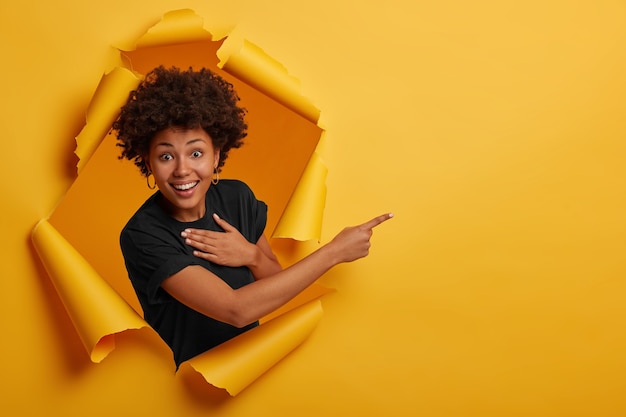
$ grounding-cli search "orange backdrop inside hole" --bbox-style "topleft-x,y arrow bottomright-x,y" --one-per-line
49,38 -> 322,314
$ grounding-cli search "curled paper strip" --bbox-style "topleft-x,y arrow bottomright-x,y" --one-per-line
33,8 -> 331,394
183,300 -> 324,396
134,9 -> 213,49
31,220 -> 147,363
75,67 -> 141,174
219,38 -> 321,124
272,149 -> 328,241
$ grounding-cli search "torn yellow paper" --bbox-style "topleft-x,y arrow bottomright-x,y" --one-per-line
273,150 -> 328,240
34,8 -> 331,393
31,220 -> 147,363
218,38 -> 321,123
184,300 -> 323,396
133,9 -> 213,50
75,67 -> 141,174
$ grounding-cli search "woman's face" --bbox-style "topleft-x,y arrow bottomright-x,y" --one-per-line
147,127 -> 219,222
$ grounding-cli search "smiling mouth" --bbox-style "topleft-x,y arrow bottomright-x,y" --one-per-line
172,181 -> 199,191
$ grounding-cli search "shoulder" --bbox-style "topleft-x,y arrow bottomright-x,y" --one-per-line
120,193 -> 169,245
209,179 -> 266,218
214,179 -> 253,194
209,179 -> 258,203
122,193 -> 160,228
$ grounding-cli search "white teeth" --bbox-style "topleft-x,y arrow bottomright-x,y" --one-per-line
173,182 -> 198,190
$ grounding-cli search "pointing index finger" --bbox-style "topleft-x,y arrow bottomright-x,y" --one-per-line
361,212 -> 394,230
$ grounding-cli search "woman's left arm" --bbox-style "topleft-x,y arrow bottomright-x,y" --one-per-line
248,235 -> 283,279
181,213 -> 282,279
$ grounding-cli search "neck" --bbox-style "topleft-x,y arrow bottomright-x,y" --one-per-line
157,194 -> 206,222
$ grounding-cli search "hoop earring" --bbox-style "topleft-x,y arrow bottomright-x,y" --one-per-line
146,173 -> 156,190
212,168 -> 220,185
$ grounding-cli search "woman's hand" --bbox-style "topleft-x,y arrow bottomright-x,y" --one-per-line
181,213 -> 256,267
326,213 -> 394,263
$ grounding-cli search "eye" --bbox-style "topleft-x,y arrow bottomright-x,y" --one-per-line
191,150 -> 203,158
159,153 -> 173,161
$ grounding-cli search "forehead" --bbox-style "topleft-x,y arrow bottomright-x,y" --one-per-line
151,127 -> 213,147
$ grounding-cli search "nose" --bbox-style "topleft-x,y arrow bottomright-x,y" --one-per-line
173,158 -> 191,177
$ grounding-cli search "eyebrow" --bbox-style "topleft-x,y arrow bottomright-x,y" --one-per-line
154,138 -> 207,148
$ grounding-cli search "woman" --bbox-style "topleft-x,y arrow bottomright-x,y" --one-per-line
113,66 -> 392,368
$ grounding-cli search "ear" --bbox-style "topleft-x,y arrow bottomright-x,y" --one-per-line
143,158 -> 152,174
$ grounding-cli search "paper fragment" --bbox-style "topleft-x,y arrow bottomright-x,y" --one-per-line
133,9 -> 213,49
184,300 -> 323,396
31,220 -> 147,363
75,67 -> 141,174
272,150 -> 328,240
219,38 -> 321,123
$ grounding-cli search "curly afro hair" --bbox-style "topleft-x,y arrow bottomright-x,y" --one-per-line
112,66 -> 247,177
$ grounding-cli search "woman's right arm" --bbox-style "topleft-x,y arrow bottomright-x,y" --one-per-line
160,213 -> 393,327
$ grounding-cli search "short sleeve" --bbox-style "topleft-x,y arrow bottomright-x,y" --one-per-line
120,222 -> 199,305
239,181 -> 267,243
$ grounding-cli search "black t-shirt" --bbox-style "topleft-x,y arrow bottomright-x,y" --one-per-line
120,179 -> 267,367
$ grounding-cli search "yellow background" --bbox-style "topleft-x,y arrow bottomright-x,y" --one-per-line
2,0 -> 626,415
